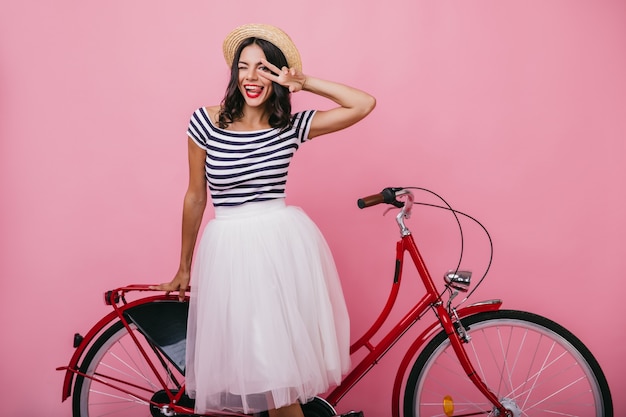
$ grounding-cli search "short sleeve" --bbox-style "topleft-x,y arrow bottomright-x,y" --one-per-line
186,108 -> 210,150
292,110 -> 317,143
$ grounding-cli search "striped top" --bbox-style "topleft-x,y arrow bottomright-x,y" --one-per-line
187,107 -> 316,207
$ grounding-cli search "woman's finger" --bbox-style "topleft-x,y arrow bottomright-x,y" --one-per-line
260,58 -> 280,74
149,282 -> 177,295
149,283 -> 166,290
257,70 -> 277,83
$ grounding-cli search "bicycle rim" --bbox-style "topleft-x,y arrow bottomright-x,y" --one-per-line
403,310 -> 612,417
72,320 -> 186,417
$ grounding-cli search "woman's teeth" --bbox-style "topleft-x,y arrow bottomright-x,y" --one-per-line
245,85 -> 263,98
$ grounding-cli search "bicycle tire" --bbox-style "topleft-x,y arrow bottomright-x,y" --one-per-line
72,319 -> 189,417
403,310 -> 612,417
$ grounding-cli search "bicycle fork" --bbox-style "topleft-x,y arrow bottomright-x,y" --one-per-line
433,302 -> 511,417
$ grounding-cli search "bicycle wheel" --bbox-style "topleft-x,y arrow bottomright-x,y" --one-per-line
403,310 -> 612,417
72,319 -> 190,417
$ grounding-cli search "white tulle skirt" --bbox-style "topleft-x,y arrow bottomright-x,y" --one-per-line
185,199 -> 350,414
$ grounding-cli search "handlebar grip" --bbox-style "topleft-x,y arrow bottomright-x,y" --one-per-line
357,193 -> 385,209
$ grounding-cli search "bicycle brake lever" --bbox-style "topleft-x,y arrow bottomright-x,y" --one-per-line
382,202 -> 406,217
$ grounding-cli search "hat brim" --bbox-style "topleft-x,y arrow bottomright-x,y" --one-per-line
223,23 -> 302,72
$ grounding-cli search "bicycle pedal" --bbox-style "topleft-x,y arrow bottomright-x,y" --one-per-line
336,411 -> 364,417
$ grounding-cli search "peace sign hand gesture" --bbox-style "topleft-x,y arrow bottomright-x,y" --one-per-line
258,58 -> 307,93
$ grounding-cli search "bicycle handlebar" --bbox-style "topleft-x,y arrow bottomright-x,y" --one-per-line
357,187 -> 415,236
357,187 -> 405,209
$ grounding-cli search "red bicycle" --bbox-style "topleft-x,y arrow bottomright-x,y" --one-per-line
58,187 -> 613,417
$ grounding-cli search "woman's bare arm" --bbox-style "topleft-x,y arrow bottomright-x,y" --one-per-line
258,59 -> 376,139
150,137 -> 207,300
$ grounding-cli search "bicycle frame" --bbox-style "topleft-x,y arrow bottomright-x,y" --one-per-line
58,240 -> 505,416
326,229 -> 504,417
58,191 -> 511,417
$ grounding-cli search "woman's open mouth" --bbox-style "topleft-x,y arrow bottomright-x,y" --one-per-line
244,84 -> 263,99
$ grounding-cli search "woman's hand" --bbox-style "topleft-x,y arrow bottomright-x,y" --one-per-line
258,58 -> 307,93
149,270 -> 190,302
259,58 -> 376,140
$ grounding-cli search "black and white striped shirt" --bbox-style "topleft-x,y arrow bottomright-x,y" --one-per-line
187,107 -> 316,207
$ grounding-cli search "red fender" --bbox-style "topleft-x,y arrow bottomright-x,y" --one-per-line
390,299 -> 502,417
57,289 -> 174,402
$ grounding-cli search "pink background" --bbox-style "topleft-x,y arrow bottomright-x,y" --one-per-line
1,1 -> 625,415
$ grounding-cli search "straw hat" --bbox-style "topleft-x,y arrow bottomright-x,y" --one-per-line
222,23 -> 302,72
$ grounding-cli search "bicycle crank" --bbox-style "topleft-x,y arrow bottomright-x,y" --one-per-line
150,390 -> 197,417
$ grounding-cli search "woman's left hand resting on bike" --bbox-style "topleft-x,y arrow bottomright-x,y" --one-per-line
150,270 -> 190,301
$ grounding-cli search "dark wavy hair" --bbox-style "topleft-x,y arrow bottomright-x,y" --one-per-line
218,38 -> 292,130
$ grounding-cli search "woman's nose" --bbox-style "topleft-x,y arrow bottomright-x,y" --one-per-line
246,68 -> 258,80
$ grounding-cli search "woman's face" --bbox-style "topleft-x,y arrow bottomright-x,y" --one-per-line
237,43 -> 274,108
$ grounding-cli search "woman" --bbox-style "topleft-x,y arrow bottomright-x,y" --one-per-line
152,23 -> 375,417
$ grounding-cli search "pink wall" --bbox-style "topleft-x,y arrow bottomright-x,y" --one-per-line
1,1 -> 625,415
